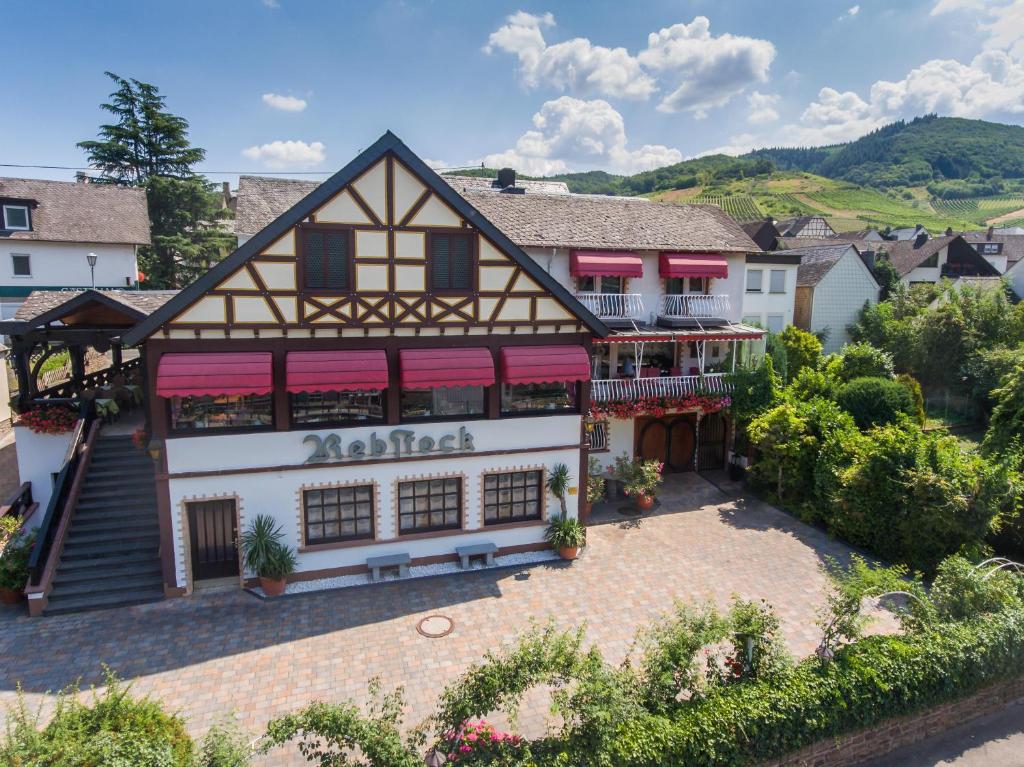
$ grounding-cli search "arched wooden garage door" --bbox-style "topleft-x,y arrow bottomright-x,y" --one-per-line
636,416 -> 696,472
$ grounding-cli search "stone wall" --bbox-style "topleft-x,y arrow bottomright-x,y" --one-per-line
761,676 -> 1024,767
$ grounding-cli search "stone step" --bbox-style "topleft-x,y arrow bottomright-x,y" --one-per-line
49,574 -> 164,600
57,550 -> 161,571
54,561 -> 163,587
60,537 -> 160,559
65,527 -> 160,547
44,588 -> 165,616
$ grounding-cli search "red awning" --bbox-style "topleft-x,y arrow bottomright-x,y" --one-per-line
156,353 -> 272,398
501,345 -> 591,385
570,250 -> 643,278
286,350 -> 387,393
399,348 -> 495,389
659,252 -> 728,279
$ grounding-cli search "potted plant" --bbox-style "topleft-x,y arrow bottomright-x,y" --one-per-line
546,462 -> 572,518
545,514 -> 586,560
240,514 -> 297,597
0,526 -> 35,605
612,453 -> 664,511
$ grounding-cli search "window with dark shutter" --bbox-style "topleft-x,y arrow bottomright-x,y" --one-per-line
303,228 -> 350,290
430,233 -> 473,291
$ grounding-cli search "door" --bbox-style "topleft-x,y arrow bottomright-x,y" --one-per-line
187,499 -> 240,581
698,412 -> 727,471
636,416 -> 696,472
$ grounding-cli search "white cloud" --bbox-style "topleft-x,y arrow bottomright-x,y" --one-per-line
931,0 -> 1024,55
931,0 -> 989,15
242,140 -> 325,170
482,97 -> 682,175
848,4 -> 861,15
262,0 -> 279,7
638,17 -> 776,116
747,91 -> 780,124
484,11 -> 656,100
261,93 -> 307,112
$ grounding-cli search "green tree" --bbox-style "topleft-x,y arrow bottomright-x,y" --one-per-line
78,72 -> 232,287
984,362 -> 1024,456
825,341 -> 895,382
748,404 -> 814,504
778,325 -> 822,379
871,254 -> 901,299
836,376 -> 915,429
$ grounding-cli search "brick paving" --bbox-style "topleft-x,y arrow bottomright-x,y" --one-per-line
0,474 -> 874,763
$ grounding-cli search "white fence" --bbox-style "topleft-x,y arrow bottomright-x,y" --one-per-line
591,373 -> 729,402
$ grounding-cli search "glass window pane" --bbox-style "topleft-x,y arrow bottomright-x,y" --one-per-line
501,382 -> 576,415
304,485 -> 374,544
170,394 -> 273,431
482,471 -> 543,525
4,206 -> 29,229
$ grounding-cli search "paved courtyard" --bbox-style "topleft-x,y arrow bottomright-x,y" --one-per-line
0,474 -> 871,763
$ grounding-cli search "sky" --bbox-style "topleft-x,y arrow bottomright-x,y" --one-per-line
3,0 -> 1024,183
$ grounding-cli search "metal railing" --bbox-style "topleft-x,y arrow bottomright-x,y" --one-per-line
0,483 -> 34,519
591,373 -> 730,402
658,294 -> 731,319
586,420 -> 609,451
575,292 -> 645,320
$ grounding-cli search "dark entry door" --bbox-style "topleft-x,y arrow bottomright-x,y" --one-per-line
187,499 -> 239,580
698,412 -> 727,471
636,416 -> 696,472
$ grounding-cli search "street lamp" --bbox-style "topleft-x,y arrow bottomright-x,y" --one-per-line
86,252 -> 98,289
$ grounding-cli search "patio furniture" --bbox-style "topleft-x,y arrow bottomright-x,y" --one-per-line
456,543 -> 497,569
367,553 -> 410,582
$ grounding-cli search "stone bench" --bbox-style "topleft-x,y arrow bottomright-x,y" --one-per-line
366,553 -> 410,582
456,543 -> 497,570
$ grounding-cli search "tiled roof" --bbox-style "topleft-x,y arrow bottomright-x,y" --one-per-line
235,176 -> 319,236
961,232 -> 1024,265
775,236 -> 878,252
12,289 -> 178,322
461,191 -> 757,252
0,177 -> 150,245
777,244 -> 858,287
876,236 -> 954,276
440,174 -> 571,195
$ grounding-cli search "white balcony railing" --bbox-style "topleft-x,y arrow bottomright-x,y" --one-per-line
575,292 -> 645,320
591,373 -> 730,402
658,294 -> 731,319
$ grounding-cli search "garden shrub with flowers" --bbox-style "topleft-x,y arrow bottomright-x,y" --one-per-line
16,405 -> 78,435
442,720 -> 524,763
589,394 -> 730,420
612,453 -> 664,498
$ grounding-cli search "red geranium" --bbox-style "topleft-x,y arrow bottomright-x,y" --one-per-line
16,406 -> 77,435
589,394 -> 732,419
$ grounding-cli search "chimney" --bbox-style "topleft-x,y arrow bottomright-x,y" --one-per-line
75,171 -> 91,184
497,167 -> 516,189
915,231 -> 929,247
945,226 -> 953,236
987,226 -> 994,241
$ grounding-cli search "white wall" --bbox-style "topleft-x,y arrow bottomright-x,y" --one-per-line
591,417 -> 634,472
811,251 -> 879,353
1007,260 -> 1024,300
740,262 -> 799,329
13,426 -> 74,516
165,414 -> 583,588
901,245 -> 948,285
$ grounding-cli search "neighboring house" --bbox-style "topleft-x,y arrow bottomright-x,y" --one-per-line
880,234 -> 1000,285
740,251 -> 801,333
741,219 -> 781,252
441,171 -> 571,195
962,229 -> 1024,274
834,228 -> 884,242
927,276 -> 1006,308
776,215 -> 836,238
0,178 -> 150,319
887,225 -> 929,241
774,235 -> 878,252
1002,258 -> 1024,300
784,244 -> 880,354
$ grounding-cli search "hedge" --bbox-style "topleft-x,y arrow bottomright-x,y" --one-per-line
604,607 -> 1024,766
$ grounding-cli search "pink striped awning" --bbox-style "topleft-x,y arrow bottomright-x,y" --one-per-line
399,347 -> 495,389
156,353 -> 272,398
286,350 -> 387,393
570,250 -> 643,278
501,345 -> 591,385
659,252 -> 728,279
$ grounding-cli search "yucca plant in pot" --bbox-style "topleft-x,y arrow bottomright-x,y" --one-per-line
545,514 -> 586,560
240,514 -> 297,597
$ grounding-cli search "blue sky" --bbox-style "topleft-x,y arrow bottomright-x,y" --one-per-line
4,0 -> 1023,182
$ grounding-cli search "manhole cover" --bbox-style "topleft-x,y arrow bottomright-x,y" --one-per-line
416,614 -> 454,638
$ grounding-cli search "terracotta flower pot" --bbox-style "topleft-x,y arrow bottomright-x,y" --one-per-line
558,546 -> 579,560
259,576 -> 287,597
636,494 -> 655,511
0,587 -> 24,606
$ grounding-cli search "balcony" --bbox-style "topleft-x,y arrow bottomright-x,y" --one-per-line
575,292 -> 645,325
657,294 -> 731,327
591,373 -> 730,402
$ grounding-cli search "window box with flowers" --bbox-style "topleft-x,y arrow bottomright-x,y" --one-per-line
16,406 -> 78,435
589,393 -> 730,420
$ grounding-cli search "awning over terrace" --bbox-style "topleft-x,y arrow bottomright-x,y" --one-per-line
500,345 -> 591,385
285,350 -> 388,393
399,347 -> 495,389
156,352 -> 273,398
570,250 -> 643,278
659,252 -> 728,279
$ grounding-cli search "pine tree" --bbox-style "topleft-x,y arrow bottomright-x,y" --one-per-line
78,72 -> 233,287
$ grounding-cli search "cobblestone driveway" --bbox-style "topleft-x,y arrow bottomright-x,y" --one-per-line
0,475 -> 867,763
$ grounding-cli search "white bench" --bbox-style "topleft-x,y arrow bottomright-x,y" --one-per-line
366,553 -> 410,582
456,543 -> 497,570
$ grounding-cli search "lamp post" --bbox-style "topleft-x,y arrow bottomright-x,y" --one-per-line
86,252 -> 98,289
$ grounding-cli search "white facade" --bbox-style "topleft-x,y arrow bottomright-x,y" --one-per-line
164,414 -> 582,591
901,244 -> 948,285
739,261 -> 799,331
1,241 -> 139,319
809,250 -> 879,353
1006,259 -> 1024,300
13,426 -> 74,515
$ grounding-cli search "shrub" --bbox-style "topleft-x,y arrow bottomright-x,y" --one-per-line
984,361 -> 1024,456
836,376 -> 914,428
778,326 -> 822,379
199,720 -> 252,767
0,527 -> 35,591
828,341 -> 895,381
747,404 -> 814,505
896,373 -> 926,425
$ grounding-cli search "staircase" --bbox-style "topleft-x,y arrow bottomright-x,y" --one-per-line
45,435 -> 164,615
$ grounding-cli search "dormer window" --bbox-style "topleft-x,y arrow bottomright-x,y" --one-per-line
2,205 -> 30,231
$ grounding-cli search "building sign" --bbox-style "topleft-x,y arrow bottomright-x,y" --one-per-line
303,427 -> 476,465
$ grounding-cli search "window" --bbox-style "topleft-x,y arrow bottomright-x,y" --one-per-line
742,315 -> 761,327
302,228 -> 350,290
483,470 -> 543,525
397,477 -> 462,533
688,277 -> 706,293
920,252 -> 939,268
290,390 -> 384,426
577,275 -> 623,293
303,485 -> 374,544
587,420 -> 609,452
169,394 -> 273,431
11,254 -> 30,277
981,243 -> 1001,255
746,269 -> 763,292
401,386 -> 485,419
765,314 -> 785,333
2,205 -> 30,231
501,382 -> 577,415
430,233 -> 473,291
769,269 -> 786,293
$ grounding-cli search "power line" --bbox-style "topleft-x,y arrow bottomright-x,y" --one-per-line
0,162 -> 484,176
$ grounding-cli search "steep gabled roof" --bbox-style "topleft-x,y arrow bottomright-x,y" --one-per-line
440,175 -> 571,195
0,289 -> 177,335
235,176 -> 319,236
124,132 -> 609,345
962,231 -> 1024,266
0,177 -> 150,245
776,244 -> 869,287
